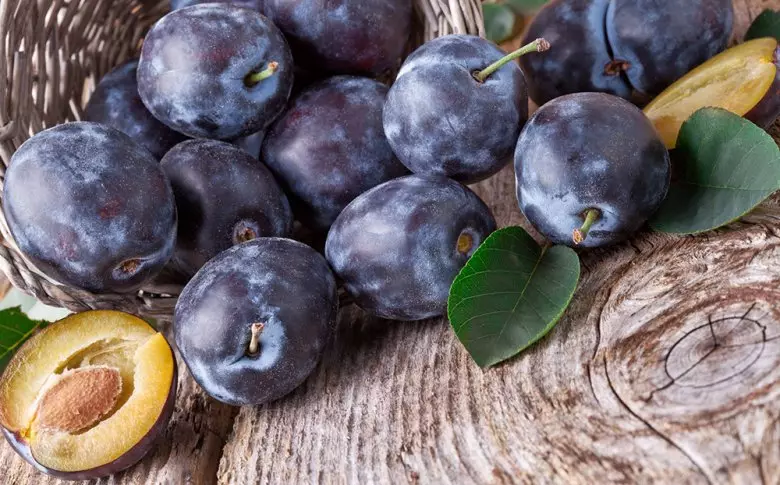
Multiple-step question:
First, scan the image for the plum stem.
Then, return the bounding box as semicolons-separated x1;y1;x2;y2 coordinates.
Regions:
573;209;601;245
248;322;265;356
474;38;550;83
245;62;279;87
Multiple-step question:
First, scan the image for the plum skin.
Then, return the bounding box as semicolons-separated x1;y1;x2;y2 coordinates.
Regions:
3;122;177;293
515;93;670;248
263;76;408;232
1;363;177;481
520;0;733;105
170;0;264;12
162;139;293;277
325;175;497;321
746;44;780;129
84;60;188;159
138;4;293;140
263;0;412;76
174;238;338;406
383;35;528;184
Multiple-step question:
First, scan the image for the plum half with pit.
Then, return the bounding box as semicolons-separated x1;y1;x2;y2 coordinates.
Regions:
3;122;177;293
515;93;670;248
174;238;338;406
162;139;293;277
325;175;496;321
520;0;733;105
383;36;546;184
170;0;264;12
263;76;408;232
84;60;188;159
0;311;177;480
138;4;293;140
263;0;412;76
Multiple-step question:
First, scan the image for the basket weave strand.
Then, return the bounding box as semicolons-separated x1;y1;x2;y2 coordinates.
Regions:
0;0;484;319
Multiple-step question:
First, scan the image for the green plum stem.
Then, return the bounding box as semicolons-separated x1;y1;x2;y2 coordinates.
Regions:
573;209;601;245
245;62;279;87
475;38;550;82
248;322;265;356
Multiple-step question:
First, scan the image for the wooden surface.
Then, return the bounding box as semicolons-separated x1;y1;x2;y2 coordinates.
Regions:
2;0;780;483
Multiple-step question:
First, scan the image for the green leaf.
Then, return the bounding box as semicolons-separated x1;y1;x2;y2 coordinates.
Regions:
650;108;780;234
0;307;48;372
745;9;780;41
506;0;550;13
483;3;516;44
448;227;580;368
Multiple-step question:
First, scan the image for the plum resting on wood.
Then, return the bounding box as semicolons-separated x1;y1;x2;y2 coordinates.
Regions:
84;60;187;159
138;4;293;139
161;139;293;277
3;122;177;293
174;238;338;406
520;0;733;105
325;175;497;321
263;76;408;232
515;93;670;248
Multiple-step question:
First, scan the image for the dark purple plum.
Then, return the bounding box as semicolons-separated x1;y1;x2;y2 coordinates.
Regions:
521;0;733;105
263;0;412;76
515;93;670;248
170;0;264;12
383;35;540;184
174;238;337;406
161;139;292;277
84;60;188;159
3;122;177;293
263;76;408;232
233;130;265;158
138;4;293;140
325;175;496;321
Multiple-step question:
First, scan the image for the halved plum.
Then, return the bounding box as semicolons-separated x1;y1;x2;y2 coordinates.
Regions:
644;38;780;148
0;311;176;480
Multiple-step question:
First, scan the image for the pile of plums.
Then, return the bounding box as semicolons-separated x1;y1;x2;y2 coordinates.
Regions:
0;0;761;476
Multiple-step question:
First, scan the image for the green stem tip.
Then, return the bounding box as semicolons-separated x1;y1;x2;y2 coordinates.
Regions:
474;38;550;83
245;61;279;87
573;209;601;246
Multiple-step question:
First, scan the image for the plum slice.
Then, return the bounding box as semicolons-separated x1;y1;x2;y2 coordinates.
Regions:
0;311;176;480
644;38;780;148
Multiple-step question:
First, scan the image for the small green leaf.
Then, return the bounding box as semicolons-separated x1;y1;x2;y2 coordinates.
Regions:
506;0;550;13
0;307;48;372
484;3;516;44
448;227;580;368
650;108;780;234
745;9;780;41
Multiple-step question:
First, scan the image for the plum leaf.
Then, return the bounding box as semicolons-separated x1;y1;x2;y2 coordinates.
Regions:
0;307;48;372
483;3;516;44
506;0;550;13
745;9;780;41
650;108;780;234
448;227;580;368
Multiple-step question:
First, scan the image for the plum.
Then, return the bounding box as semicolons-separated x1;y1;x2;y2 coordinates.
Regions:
161;139;293;277
174;238;337;406
515;93;670;248
520;0;733;105
0;311;177;479
84;60;188;159
138;4;293;140
325;175;496;321
263;0;412;76
263;76;408;232
170;0;264;12
233;130;265;159
383;36;545;184
3;122;177;293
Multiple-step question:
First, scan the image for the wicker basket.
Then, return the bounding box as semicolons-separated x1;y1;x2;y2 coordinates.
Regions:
0;0;485;319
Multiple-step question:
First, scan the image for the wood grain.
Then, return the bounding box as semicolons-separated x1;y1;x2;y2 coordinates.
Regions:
2;1;780;484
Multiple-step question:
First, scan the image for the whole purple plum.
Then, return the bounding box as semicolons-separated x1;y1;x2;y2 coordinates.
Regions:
174;238;338;406
263;76;408;232
3;122;177;293
162;139;293;277
263;0;412;76
170;0;264;12
325;175;496;321
84;60;188;159
138;4;293;140
383;35;533;184
521;0;733;105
